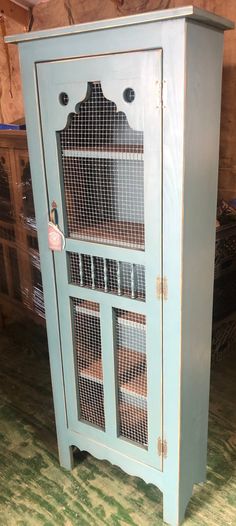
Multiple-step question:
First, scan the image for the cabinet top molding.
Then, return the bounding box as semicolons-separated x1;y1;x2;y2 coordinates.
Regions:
5;5;234;44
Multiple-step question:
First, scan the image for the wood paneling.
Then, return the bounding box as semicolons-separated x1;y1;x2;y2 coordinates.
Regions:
1;0;236;198
0;0;30;27
0;15;24;122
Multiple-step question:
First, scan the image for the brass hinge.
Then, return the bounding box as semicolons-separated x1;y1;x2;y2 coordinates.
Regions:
156;276;168;300
162;80;167;108
158;437;168;458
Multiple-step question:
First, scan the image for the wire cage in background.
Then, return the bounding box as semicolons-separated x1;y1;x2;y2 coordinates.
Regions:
0;130;44;323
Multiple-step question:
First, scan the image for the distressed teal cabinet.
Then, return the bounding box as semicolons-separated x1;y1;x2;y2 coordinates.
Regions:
6;7;233;525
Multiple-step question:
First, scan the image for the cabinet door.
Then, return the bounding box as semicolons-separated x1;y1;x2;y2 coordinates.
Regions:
37;50;163;470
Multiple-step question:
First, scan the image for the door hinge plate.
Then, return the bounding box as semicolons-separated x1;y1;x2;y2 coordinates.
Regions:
158;437;168;458
162;80;167;108
156;276;168;300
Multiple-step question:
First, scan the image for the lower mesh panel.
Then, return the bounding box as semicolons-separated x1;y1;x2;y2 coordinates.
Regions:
72;298;105;429
115;308;148;447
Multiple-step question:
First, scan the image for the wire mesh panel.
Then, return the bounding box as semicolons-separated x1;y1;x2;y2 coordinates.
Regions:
59;82;144;249
114;308;148;447
69;252;145;300
72;297;105;429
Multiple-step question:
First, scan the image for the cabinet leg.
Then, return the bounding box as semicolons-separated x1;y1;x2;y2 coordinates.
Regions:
163;486;193;526
194;463;207;485
58;443;75;471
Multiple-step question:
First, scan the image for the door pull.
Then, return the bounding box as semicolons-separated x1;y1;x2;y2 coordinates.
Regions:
48;201;65;251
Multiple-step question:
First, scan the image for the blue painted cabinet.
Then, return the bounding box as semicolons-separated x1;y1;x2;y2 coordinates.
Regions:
6;6;233;525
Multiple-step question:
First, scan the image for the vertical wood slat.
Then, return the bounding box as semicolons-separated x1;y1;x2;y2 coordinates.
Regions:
79;253;84;286
100;303;118;438
90;255;95;289
103;258;108;292
131;263;136;299
117;260;121;296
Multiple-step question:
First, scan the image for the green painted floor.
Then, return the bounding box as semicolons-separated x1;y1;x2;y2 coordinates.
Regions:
0;321;236;526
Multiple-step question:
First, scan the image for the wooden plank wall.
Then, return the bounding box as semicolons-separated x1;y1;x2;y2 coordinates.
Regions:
0;0;236;199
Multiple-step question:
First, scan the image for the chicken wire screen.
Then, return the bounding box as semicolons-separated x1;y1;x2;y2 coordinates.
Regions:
72;298;105;429
115;308;148;447
59;81;144;249
69;252;145;301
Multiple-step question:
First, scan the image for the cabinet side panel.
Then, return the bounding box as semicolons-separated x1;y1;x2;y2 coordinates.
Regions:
180;21;224;501
161;20;186;526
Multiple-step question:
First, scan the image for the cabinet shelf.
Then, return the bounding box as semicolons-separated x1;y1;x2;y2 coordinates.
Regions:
63;148;143;161
121;371;147;398
70;221;145;250
75;300;146;326
79;357;103;383
79;348;147;401
117;311;146;327
62;144;143;159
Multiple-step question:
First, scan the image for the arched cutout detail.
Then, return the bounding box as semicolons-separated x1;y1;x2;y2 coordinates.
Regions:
59;81;143;151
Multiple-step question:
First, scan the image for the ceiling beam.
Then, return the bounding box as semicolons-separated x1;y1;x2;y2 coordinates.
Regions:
0;0;30;28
